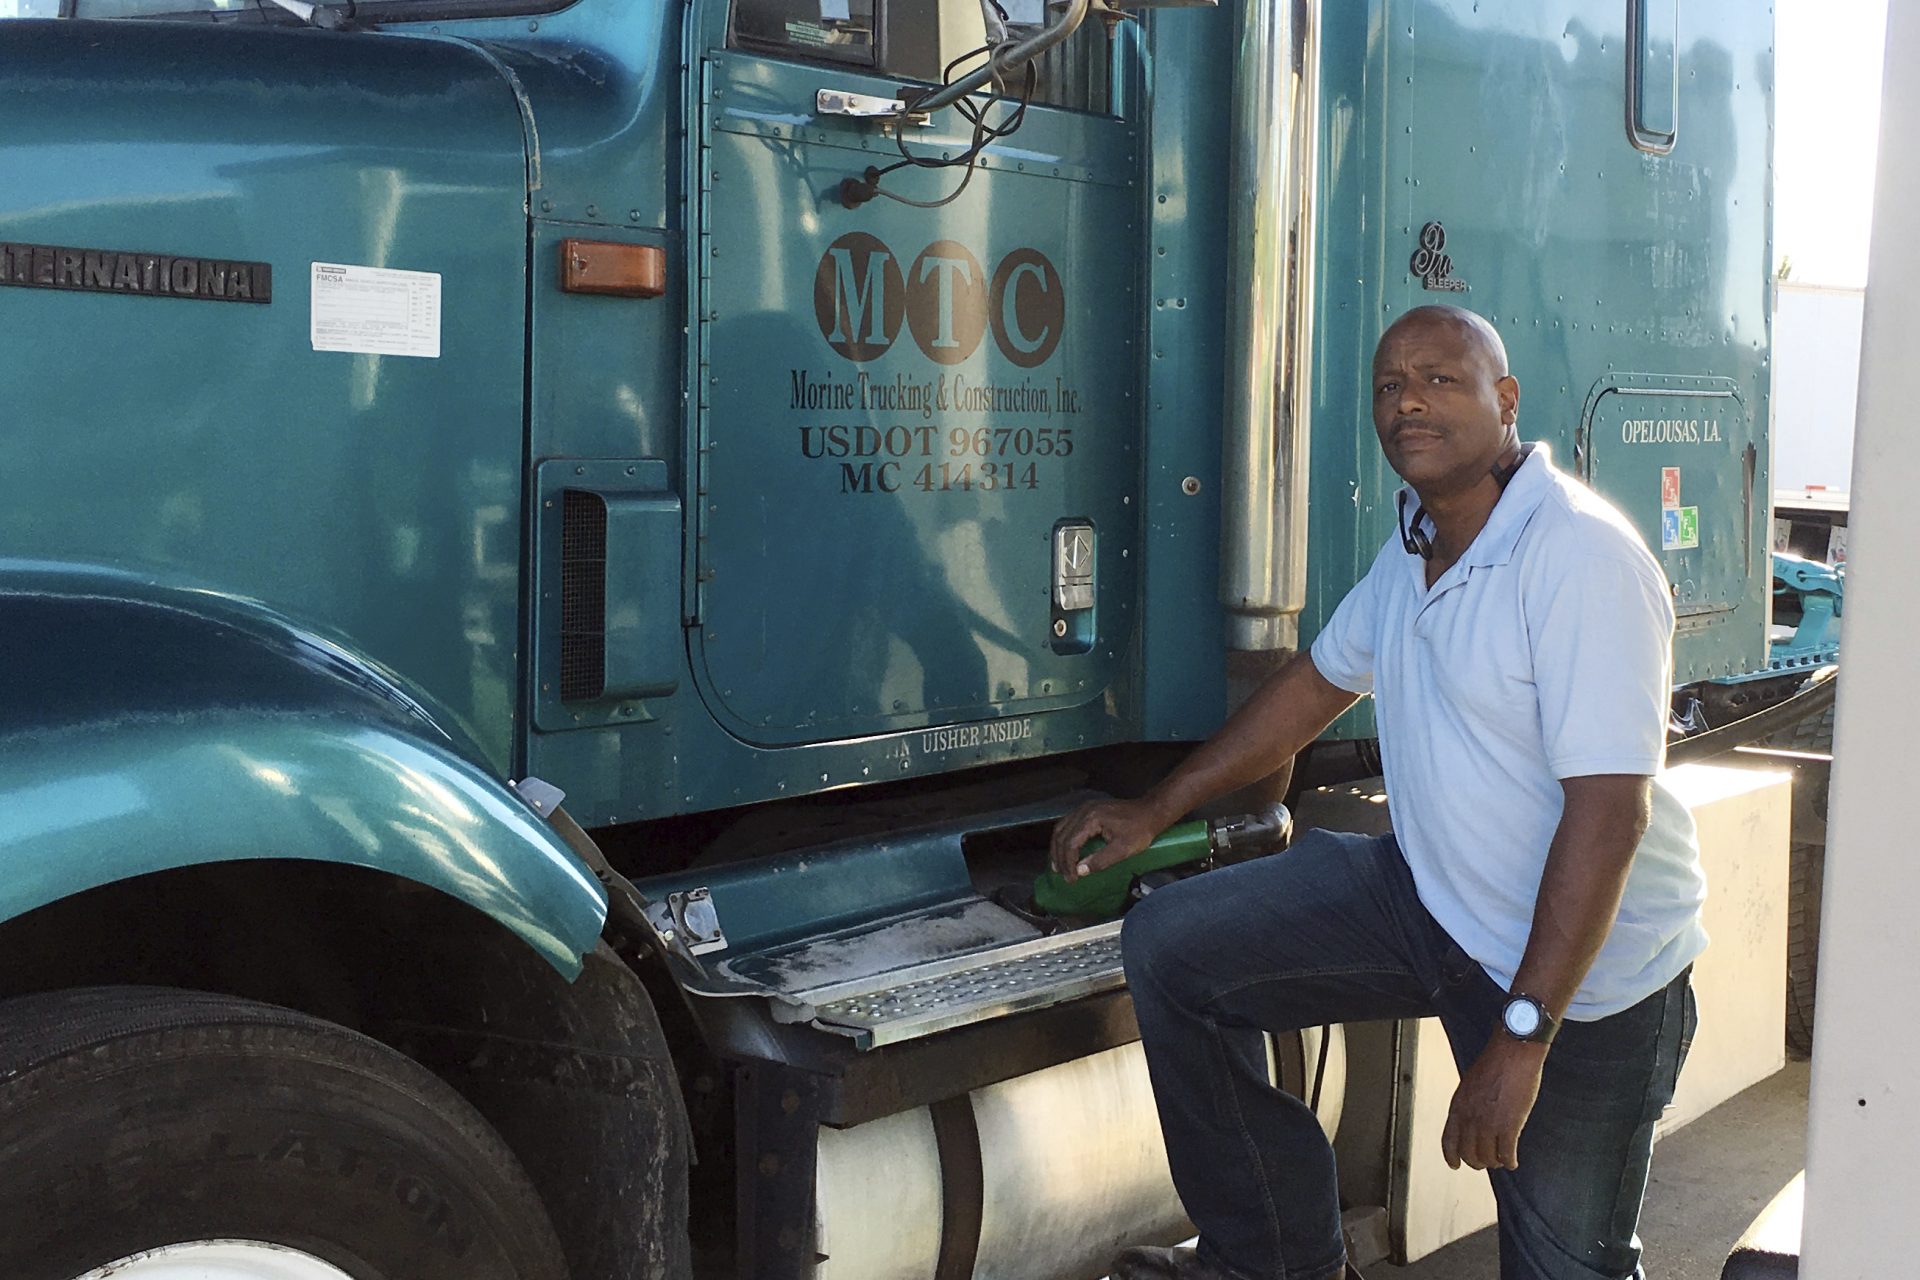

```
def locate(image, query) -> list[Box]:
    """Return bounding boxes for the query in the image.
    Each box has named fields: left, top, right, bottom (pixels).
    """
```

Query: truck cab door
left=688, top=0, right=1143, bottom=747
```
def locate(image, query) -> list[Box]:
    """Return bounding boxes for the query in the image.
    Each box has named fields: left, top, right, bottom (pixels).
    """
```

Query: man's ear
left=1497, top=374, right=1520, bottom=425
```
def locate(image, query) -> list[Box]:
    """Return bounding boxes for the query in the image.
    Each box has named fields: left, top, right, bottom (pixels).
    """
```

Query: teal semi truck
left=0, top=1, right=1776, bottom=1277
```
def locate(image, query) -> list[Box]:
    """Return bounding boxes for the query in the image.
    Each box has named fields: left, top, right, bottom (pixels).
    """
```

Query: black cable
left=840, top=49, right=1036, bottom=209
left=887, top=53, right=1031, bottom=170
left=945, top=41, right=994, bottom=87
left=866, top=65, right=1033, bottom=206
left=1308, top=1023, right=1333, bottom=1114
left=861, top=155, right=985, bottom=209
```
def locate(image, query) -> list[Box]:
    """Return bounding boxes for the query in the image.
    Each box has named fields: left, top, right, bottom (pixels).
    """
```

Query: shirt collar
left=1399, top=442, right=1557, bottom=571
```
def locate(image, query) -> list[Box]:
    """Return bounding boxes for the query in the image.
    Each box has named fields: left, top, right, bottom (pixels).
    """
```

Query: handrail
left=1626, top=0, right=1678, bottom=155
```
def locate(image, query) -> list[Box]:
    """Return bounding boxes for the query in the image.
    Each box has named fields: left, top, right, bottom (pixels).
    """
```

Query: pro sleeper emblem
left=1409, top=222, right=1468, bottom=293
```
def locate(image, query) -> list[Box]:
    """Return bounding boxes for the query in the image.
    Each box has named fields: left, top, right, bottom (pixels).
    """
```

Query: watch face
left=1504, top=999, right=1542, bottom=1038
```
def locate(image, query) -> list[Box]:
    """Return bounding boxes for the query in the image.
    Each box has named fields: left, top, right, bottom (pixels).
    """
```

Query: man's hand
left=1048, top=798, right=1168, bottom=880
left=1441, top=1035, right=1547, bottom=1171
left=1042, top=653, right=1357, bottom=883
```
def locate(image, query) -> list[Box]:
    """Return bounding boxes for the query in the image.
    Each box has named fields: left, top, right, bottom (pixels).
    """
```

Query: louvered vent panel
left=560, top=489, right=608, bottom=702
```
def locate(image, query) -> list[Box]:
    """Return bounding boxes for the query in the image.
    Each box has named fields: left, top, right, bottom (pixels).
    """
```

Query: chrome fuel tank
left=812, top=1032, right=1345, bottom=1280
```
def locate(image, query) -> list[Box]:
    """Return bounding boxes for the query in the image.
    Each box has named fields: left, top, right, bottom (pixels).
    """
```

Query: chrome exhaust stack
left=1220, top=0, right=1321, bottom=653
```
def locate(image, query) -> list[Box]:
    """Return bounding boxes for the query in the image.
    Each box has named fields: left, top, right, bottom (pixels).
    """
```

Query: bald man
left=1056, top=306, right=1704, bottom=1280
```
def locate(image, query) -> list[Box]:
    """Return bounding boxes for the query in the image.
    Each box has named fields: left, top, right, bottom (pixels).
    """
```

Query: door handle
left=815, top=88, right=930, bottom=126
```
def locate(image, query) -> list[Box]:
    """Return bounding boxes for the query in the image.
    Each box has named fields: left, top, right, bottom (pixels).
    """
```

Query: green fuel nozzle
left=1031, top=803, right=1293, bottom=919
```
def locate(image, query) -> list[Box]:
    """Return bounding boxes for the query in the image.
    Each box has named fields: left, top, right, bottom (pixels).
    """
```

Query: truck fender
left=0, top=564, right=608, bottom=977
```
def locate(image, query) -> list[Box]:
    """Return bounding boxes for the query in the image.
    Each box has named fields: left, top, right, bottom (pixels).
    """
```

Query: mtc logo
left=812, top=233, right=1065, bottom=368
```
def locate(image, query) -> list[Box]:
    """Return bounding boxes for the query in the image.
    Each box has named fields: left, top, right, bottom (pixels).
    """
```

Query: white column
left=1801, top=1, right=1920, bottom=1273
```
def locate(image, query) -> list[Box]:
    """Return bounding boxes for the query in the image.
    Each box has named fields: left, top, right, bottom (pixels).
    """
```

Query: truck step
left=779, top=922, right=1124, bottom=1049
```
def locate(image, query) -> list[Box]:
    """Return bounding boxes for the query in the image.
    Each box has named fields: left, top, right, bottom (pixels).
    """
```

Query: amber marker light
left=559, top=239, right=666, bottom=298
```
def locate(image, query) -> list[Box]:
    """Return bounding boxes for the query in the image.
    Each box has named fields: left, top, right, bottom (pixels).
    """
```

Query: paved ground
left=1377, top=1059, right=1810, bottom=1279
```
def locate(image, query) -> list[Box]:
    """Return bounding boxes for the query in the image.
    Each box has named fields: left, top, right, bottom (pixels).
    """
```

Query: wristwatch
left=1500, top=993, right=1560, bottom=1045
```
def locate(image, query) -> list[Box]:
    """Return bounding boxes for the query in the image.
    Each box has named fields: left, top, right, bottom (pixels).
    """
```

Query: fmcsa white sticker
left=310, top=262, right=441, bottom=358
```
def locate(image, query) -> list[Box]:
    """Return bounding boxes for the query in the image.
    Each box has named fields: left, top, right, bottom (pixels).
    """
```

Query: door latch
left=1053, top=523, right=1096, bottom=612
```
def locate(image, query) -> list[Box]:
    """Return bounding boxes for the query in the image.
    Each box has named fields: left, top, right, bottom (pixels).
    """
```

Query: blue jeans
left=1122, top=830, right=1697, bottom=1280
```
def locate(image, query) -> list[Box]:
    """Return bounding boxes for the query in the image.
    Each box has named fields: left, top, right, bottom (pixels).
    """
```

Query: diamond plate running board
left=773, top=922, right=1125, bottom=1050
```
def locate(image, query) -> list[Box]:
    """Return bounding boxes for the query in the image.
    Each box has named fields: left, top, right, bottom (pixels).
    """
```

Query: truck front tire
left=0, top=987, right=568, bottom=1280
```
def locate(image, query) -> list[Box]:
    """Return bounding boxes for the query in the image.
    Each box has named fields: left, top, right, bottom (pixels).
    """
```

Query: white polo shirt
left=1309, top=445, right=1707, bottom=1020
